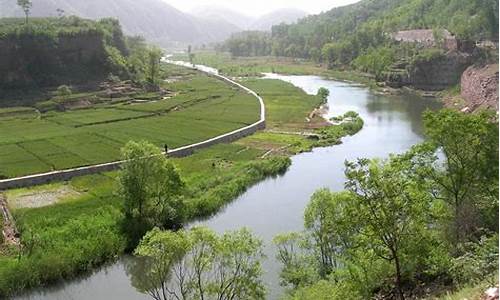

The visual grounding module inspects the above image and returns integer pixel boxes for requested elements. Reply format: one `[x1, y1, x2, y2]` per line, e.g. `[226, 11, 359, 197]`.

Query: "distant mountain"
[190, 6, 308, 31]
[249, 8, 307, 31]
[0, 0, 240, 48]
[190, 6, 253, 29]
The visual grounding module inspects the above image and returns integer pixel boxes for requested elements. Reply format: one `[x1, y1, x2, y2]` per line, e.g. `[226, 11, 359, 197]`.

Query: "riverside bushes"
[0, 152, 291, 297]
[187, 156, 291, 217]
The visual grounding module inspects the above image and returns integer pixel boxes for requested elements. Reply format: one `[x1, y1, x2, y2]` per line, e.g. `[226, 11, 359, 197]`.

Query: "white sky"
[162, 0, 360, 16]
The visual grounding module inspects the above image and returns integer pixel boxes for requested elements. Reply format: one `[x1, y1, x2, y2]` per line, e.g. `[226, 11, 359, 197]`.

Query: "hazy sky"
[163, 0, 359, 16]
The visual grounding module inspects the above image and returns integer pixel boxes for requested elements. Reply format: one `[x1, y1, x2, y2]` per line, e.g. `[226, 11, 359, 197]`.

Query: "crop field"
[0, 71, 260, 178]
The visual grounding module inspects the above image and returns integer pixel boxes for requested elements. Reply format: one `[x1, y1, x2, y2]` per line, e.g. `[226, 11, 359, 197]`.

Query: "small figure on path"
[164, 144, 168, 154]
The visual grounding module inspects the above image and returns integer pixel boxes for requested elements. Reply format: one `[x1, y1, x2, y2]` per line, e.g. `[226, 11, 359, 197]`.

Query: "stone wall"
[460, 64, 499, 111]
[0, 64, 266, 190]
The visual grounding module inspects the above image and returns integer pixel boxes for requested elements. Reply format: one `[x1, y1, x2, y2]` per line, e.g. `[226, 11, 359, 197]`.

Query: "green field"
[0, 69, 260, 178]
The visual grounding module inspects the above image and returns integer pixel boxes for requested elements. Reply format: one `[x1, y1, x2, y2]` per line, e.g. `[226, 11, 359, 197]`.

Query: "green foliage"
[118, 141, 185, 244]
[352, 46, 396, 79]
[187, 156, 291, 218]
[276, 107, 499, 299]
[450, 235, 499, 285]
[219, 0, 498, 78]
[318, 111, 364, 144]
[132, 226, 265, 300]
[316, 87, 329, 104]
[423, 109, 499, 244]
[0, 16, 130, 89]
[0, 174, 126, 296]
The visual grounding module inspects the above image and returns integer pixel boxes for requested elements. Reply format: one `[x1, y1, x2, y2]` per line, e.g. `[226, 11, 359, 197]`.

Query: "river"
[15, 73, 441, 300]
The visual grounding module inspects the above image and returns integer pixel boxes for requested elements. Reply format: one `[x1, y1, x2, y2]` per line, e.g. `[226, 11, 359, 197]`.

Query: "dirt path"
[0, 193, 20, 246]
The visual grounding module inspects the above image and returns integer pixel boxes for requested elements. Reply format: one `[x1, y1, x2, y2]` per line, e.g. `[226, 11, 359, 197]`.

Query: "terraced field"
[0, 71, 260, 178]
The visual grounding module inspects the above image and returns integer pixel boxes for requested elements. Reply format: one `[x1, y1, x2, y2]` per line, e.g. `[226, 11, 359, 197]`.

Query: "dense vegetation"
[219, 0, 498, 78]
[0, 16, 164, 90]
[131, 227, 265, 300]
[273, 109, 499, 299]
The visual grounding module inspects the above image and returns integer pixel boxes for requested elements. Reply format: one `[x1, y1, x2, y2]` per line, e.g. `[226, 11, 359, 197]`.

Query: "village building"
[390, 29, 458, 51]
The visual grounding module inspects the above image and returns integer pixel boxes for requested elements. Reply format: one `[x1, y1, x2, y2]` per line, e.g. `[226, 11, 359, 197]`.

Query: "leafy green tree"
[352, 46, 395, 79]
[118, 141, 184, 242]
[303, 189, 355, 277]
[273, 232, 317, 288]
[146, 46, 164, 88]
[131, 226, 265, 300]
[316, 88, 329, 104]
[17, 0, 32, 24]
[344, 156, 434, 300]
[423, 109, 499, 245]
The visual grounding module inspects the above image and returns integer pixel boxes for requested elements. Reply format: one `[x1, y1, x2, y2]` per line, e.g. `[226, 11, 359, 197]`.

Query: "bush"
[450, 235, 499, 285]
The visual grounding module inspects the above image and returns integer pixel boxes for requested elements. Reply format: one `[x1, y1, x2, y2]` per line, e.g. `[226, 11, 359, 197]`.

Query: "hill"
[250, 8, 307, 31]
[0, 0, 240, 47]
[190, 6, 253, 29]
[190, 6, 307, 31]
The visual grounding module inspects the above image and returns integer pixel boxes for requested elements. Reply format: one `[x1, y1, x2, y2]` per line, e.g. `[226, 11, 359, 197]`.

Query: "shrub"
[450, 235, 499, 285]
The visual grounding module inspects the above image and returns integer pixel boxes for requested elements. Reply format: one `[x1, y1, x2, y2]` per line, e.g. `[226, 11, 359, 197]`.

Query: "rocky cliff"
[460, 64, 499, 111]
[385, 51, 473, 91]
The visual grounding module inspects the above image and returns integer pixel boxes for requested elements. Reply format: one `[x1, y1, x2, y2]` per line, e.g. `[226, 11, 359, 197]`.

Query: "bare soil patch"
[7, 185, 81, 209]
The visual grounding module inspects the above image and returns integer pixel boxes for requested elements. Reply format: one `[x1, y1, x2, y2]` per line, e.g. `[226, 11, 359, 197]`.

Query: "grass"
[434, 274, 498, 300]
[173, 52, 377, 87]
[0, 70, 260, 178]
[241, 78, 325, 129]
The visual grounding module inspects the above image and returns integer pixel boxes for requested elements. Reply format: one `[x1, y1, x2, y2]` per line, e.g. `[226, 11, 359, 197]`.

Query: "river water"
[15, 74, 441, 300]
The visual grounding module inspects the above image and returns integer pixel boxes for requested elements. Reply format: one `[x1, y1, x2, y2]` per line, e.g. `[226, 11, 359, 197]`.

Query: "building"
[390, 29, 458, 51]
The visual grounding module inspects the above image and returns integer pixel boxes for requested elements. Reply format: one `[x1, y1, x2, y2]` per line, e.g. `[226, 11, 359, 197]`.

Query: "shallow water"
[16, 74, 441, 300]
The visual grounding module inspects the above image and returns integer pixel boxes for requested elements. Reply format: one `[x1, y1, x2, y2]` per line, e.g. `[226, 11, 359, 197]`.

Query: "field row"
[0, 73, 260, 178]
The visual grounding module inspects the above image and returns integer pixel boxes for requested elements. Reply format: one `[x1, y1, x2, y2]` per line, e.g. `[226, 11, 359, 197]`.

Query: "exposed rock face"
[385, 51, 473, 91]
[408, 51, 472, 90]
[460, 64, 499, 111]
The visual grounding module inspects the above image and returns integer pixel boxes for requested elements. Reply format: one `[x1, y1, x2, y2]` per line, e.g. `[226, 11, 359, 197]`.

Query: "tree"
[273, 232, 317, 289]
[56, 85, 72, 101]
[146, 47, 164, 88]
[130, 226, 265, 300]
[304, 190, 356, 277]
[316, 88, 329, 104]
[118, 141, 184, 242]
[17, 0, 32, 24]
[187, 45, 194, 65]
[423, 109, 499, 245]
[344, 155, 433, 300]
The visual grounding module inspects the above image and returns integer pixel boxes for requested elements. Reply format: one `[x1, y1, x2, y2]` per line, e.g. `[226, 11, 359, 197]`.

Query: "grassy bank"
[173, 52, 377, 87]
[0, 75, 364, 297]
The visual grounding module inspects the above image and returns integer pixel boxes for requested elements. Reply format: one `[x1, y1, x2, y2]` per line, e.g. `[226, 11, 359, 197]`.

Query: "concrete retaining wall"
[0, 61, 266, 190]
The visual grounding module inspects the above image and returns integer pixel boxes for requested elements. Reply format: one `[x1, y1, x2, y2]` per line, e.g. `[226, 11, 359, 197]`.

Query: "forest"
[219, 0, 498, 78]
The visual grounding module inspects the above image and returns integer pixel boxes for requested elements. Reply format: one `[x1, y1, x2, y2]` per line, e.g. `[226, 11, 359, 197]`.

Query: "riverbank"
[0, 74, 364, 297]
[178, 52, 469, 103]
